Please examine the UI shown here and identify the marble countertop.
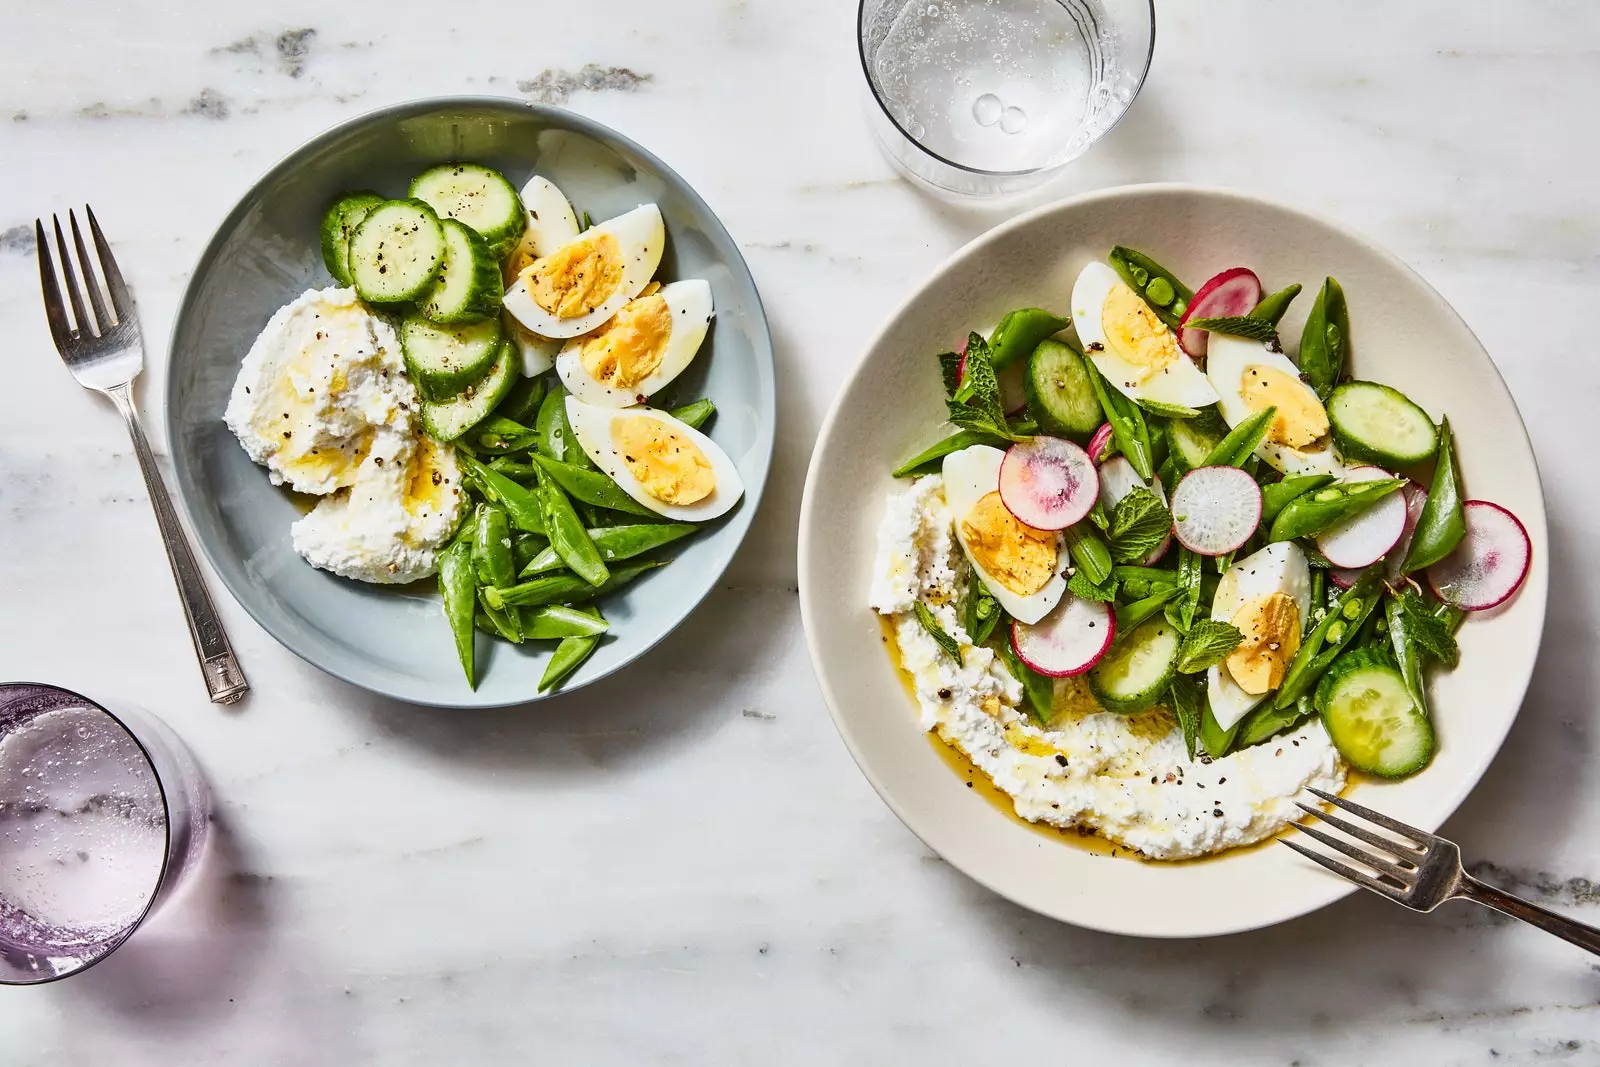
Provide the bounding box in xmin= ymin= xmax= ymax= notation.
xmin=3 ymin=0 xmax=1599 ymax=1062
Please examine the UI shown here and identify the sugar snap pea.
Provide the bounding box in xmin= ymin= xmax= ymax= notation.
xmin=512 ymin=532 xmax=546 ymax=570
xmin=988 ymin=307 xmax=1070 ymax=370
xmin=1269 ymin=477 xmax=1403 ymax=543
xmin=456 ymin=450 xmax=546 ymax=536
xmin=488 ymin=458 xmax=537 ymax=481
xmin=472 ymin=504 xmax=516 ymax=589
xmin=1108 ymin=246 xmax=1194 ymax=328
xmin=437 ymin=539 xmax=477 ymax=688
xmin=1063 ymin=524 xmax=1115 ymax=588
xmin=495 ymin=376 xmax=547 ymax=426
xmin=473 ymin=416 xmax=540 ymax=454
xmin=1261 ymin=474 xmax=1335 ymax=525
xmin=999 ymin=639 xmax=1054 ymax=727
xmin=1401 ymin=416 xmax=1465 ymax=573
xmin=484 ymin=559 xmax=666 ymax=610
xmin=529 ymin=453 xmax=656 ymax=518
xmin=1203 ymin=407 xmax=1276 ymax=469
xmin=1297 ymin=277 xmax=1348 ymax=400
xmin=524 ymin=604 xmax=611 ymax=640
xmin=892 ymin=429 xmax=1010 ymax=478
xmin=535 ymin=382 xmax=597 ymax=470
xmin=477 ymin=590 xmax=523 ymax=643
xmin=520 ymin=522 xmax=697 ymax=577
xmin=1178 ymin=547 xmax=1203 ymax=630
xmin=1112 ymin=565 xmax=1180 ymax=600
xmin=1271 ymin=568 xmax=1382 ymax=710
xmin=669 ymin=398 xmax=716 ymax=431
xmin=533 ymin=467 xmax=610 ymax=586
xmin=1249 ymin=283 xmax=1303 ymax=326
xmin=1114 ymin=586 xmax=1180 ymax=640
xmin=540 ymin=632 xmax=601 ymax=692
xmin=1199 ymin=701 xmax=1241 ymax=759
xmin=965 ymin=570 xmax=1001 ymax=645
xmin=1235 ymin=693 xmax=1314 ymax=750
xmin=1082 ymin=355 xmax=1155 ymax=481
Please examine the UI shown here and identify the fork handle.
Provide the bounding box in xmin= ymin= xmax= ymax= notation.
xmin=107 ymin=385 xmax=249 ymax=705
xmin=1460 ymin=874 xmax=1600 ymax=955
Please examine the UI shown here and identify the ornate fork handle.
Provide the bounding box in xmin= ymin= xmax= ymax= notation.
xmin=1460 ymin=875 xmax=1600 ymax=956
xmin=107 ymin=384 xmax=249 ymax=705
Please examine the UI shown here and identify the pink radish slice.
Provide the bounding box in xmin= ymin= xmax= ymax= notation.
xmin=1098 ymin=456 xmax=1171 ymax=564
xmin=1428 ymin=500 xmax=1532 ymax=611
xmin=1316 ymin=466 xmax=1408 ymax=569
xmin=1012 ymin=596 xmax=1116 ymax=677
xmin=1328 ymin=567 xmax=1359 ymax=590
xmin=1178 ymin=267 xmax=1263 ymax=358
xmin=999 ymin=437 xmax=1098 ymax=531
xmin=1170 ymin=465 xmax=1262 ymax=556
xmin=1384 ymin=482 xmax=1428 ymax=580
xmin=1088 ymin=422 xmax=1115 ymax=464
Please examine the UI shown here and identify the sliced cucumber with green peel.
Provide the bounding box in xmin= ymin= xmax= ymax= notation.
xmin=401 ymin=314 xmax=503 ymax=400
xmin=1327 ymin=381 xmax=1439 ymax=467
xmin=420 ymin=340 xmax=519 ymax=443
xmin=409 ymin=163 xmax=526 ymax=258
xmin=1088 ymin=617 xmax=1181 ymax=715
xmin=1315 ymin=646 xmax=1435 ymax=777
xmin=348 ymin=199 xmax=447 ymax=305
xmin=420 ymin=218 xmax=504 ymax=324
xmin=1167 ymin=411 xmax=1227 ymax=471
xmin=1025 ymin=338 xmax=1102 ymax=440
xmin=319 ymin=190 xmax=385 ymax=286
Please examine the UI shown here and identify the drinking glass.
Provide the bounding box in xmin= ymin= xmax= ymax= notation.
xmin=0 ymin=682 xmax=211 ymax=984
xmin=858 ymin=0 xmax=1156 ymax=198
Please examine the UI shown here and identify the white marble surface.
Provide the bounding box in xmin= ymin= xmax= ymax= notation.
xmin=2 ymin=0 xmax=1599 ymax=1061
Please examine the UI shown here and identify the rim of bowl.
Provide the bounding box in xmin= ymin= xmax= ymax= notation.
xmin=797 ymin=181 xmax=1548 ymax=936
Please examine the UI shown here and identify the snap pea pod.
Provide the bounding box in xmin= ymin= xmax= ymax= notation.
xmin=1386 ymin=594 xmax=1430 ymax=718
xmin=472 ymin=504 xmax=516 ymax=588
xmin=1235 ymin=693 xmax=1315 ymax=750
xmin=520 ymin=523 xmax=697 ymax=577
xmin=1108 ymin=245 xmax=1194 ymax=328
xmin=512 ymin=532 xmax=547 ymax=571
xmin=1261 ymin=474 xmax=1335 ymax=525
xmin=1082 ymin=355 xmax=1155 ymax=481
xmin=988 ymin=307 xmax=1070 ymax=370
xmin=999 ymin=640 xmax=1054 ymax=727
xmin=1433 ymin=600 xmax=1466 ymax=634
xmin=1271 ymin=569 xmax=1383 ymax=710
xmin=484 ymin=559 xmax=666 ymax=610
xmin=891 ymin=429 xmax=1009 ymax=478
xmin=456 ymin=450 xmax=546 ymax=536
xmin=1199 ymin=702 xmax=1241 ymax=759
xmin=1112 ymin=565 xmax=1180 ymax=600
xmin=1063 ymin=524 xmax=1115 ymax=587
xmin=533 ymin=466 xmax=610 ymax=587
xmin=1114 ymin=586 xmax=1180 ymax=639
xmin=488 ymin=458 xmax=536 ymax=481
xmin=1269 ymin=477 xmax=1404 ymax=542
xmin=1202 ymin=407 xmax=1276 ymax=469
xmin=1401 ymin=416 xmax=1465 ymax=573
xmin=1177 ymin=547 xmax=1203 ymax=630
xmin=495 ymin=376 xmax=547 ymax=426
xmin=437 ymin=539 xmax=477 ymax=688
xmin=540 ymin=632 xmax=601 ymax=693
xmin=1310 ymin=568 xmax=1326 ymax=624
xmin=668 ymin=398 xmax=716 ymax=431
xmin=966 ymin=569 xmax=1001 ymax=646
xmin=535 ymin=382 xmax=596 ymax=469
xmin=529 ymin=453 xmax=655 ymax=518
xmin=1297 ymin=277 xmax=1348 ymax=400
xmin=1249 ymin=283 xmax=1303 ymax=326
xmin=477 ymin=590 xmax=523 ymax=643
xmin=472 ymin=416 xmax=540 ymax=454
xmin=524 ymin=604 xmax=611 ymax=640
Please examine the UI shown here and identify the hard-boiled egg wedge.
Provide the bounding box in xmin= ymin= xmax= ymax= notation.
xmin=1206 ymin=541 xmax=1312 ymax=731
xmin=1071 ymin=261 xmax=1220 ymax=410
xmin=556 ymin=280 xmax=713 ymax=407
xmin=502 ymin=175 xmax=582 ymax=284
xmin=941 ymin=444 xmax=1066 ymax=626
xmin=502 ymin=311 xmax=563 ymax=377
xmin=1207 ymin=333 xmax=1343 ymax=477
xmin=502 ymin=204 xmax=664 ymax=339
xmin=565 ymin=398 xmax=743 ymax=521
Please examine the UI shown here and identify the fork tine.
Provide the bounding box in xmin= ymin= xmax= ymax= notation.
xmin=1296 ymin=801 xmax=1425 ymax=860
xmin=68 ymin=209 xmax=111 ymax=332
xmin=35 ymin=220 xmax=74 ymax=348
xmin=85 ymin=205 xmax=132 ymax=322
xmin=1307 ymin=787 xmax=1432 ymax=846
xmin=51 ymin=215 xmax=93 ymax=336
xmin=1280 ymin=839 xmax=1408 ymax=902
xmin=1292 ymin=822 xmax=1417 ymax=885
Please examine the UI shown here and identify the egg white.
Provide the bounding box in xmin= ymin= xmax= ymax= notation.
xmin=1206 ymin=541 xmax=1313 ymax=731
xmin=502 ymin=312 xmax=563 ymax=378
xmin=503 ymin=175 xmax=581 ymax=275
xmin=940 ymin=444 xmax=1066 ymax=626
xmin=1070 ymin=261 xmax=1220 ymax=410
xmin=555 ymin=280 xmax=714 ymax=407
xmin=502 ymin=204 xmax=665 ymax=339
xmin=1206 ymin=333 xmax=1343 ymax=477
xmin=565 ymin=397 xmax=743 ymax=521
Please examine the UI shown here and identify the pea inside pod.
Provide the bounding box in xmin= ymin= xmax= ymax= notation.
xmin=987 ymin=307 xmax=1070 ymax=370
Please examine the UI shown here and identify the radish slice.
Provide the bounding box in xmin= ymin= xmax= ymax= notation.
xmin=1170 ymin=465 xmax=1262 ymax=555
xmin=999 ymin=438 xmax=1098 ymax=530
xmin=1328 ymin=567 xmax=1358 ymax=590
xmin=1385 ymin=482 xmax=1428 ymax=580
xmin=1098 ymin=455 xmax=1171 ymax=564
xmin=1428 ymin=500 xmax=1532 ymax=611
xmin=1316 ymin=466 xmax=1408 ymax=569
xmin=1012 ymin=596 xmax=1116 ymax=677
xmin=1087 ymin=422 xmax=1115 ymax=464
xmin=1178 ymin=267 xmax=1262 ymax=358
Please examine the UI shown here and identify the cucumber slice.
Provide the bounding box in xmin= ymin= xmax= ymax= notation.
xmin=409 ymin=163 xmax=526 ymax=259
xmin=319 ymin=190 xmax=385 ymax=286
xmin=1167 ymin=411 xmax=1227 ymax=471
xmin=348 ymin=199 xmax=447 ymax=305
xmin=401 ymin=314 xmax=503 ymax=401
xmin=420 ymin=340 xmax=519 ymax=443
xmin=1025 ymin=338 xmax=1102 ymax=440
xmin=1327 ymin=382 xmax=1439 ymax=467
xmin=420 ymin=218 xmax=504 ymax=324
xmin=1315 ymin=647 xmax=1435 ymax=777
xmin=1087 ymin=617 xmax=1181 ymax=715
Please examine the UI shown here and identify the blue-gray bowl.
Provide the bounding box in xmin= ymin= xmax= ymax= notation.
xmin=166 ymin=97 xmax=774 ymax=707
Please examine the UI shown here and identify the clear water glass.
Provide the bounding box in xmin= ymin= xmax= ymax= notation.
xmin=858 ymin=0 xmax=1155 ymax=197
xmin=0 ymin=682 xmax=211 ymax=984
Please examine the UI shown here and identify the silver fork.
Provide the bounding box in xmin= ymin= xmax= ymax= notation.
xmin=35 ymin=208 xmax=248 ymax=705
xmin=1284 ymin=787 xmax=1600 ymax=954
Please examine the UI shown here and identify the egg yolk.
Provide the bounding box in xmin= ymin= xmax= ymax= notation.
xmin=1240 ymin=365 xmax=1330 ymax=448
xmin=522 ymin=232 xmax=624 ymax=319
xmin=960 ymin=492 xmax=1057 ymax=597
xmin=1102 ymin=283 xmax=1181 ymax=380
xmin=611 ymin=414 xmax=715 ymax=505
xmin=1226 ymin=592 xmax=1302 ymax=695
xmin=578 ymin=293 xmax=673 ymax=391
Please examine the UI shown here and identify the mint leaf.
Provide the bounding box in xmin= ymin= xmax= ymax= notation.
xmin=938 ymin=350 xmax=964 ymax=397
xmin=914 ymin=601 xmax=962 ymax=663
xmin=1395 ymin=589 xmax=1459 ymax=667
xmin=1068 ymin=567 xmax=1117 ymax=603
xmin=1108 ymin=486 xmax=1174 ymax=563
xmin=1166 ymin=675 xmax=1205 ymax=761
xmin=1185 ymin=316 xmax=1281 ymax=346
xmin=944 ymin=334 xmax=1029 ymax=443
xmin=1175 ymin=619 xmax=1243 ymax=674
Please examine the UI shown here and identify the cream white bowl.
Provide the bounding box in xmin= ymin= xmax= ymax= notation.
xmin=798 ymin=185 xmax=1547 ymax=937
